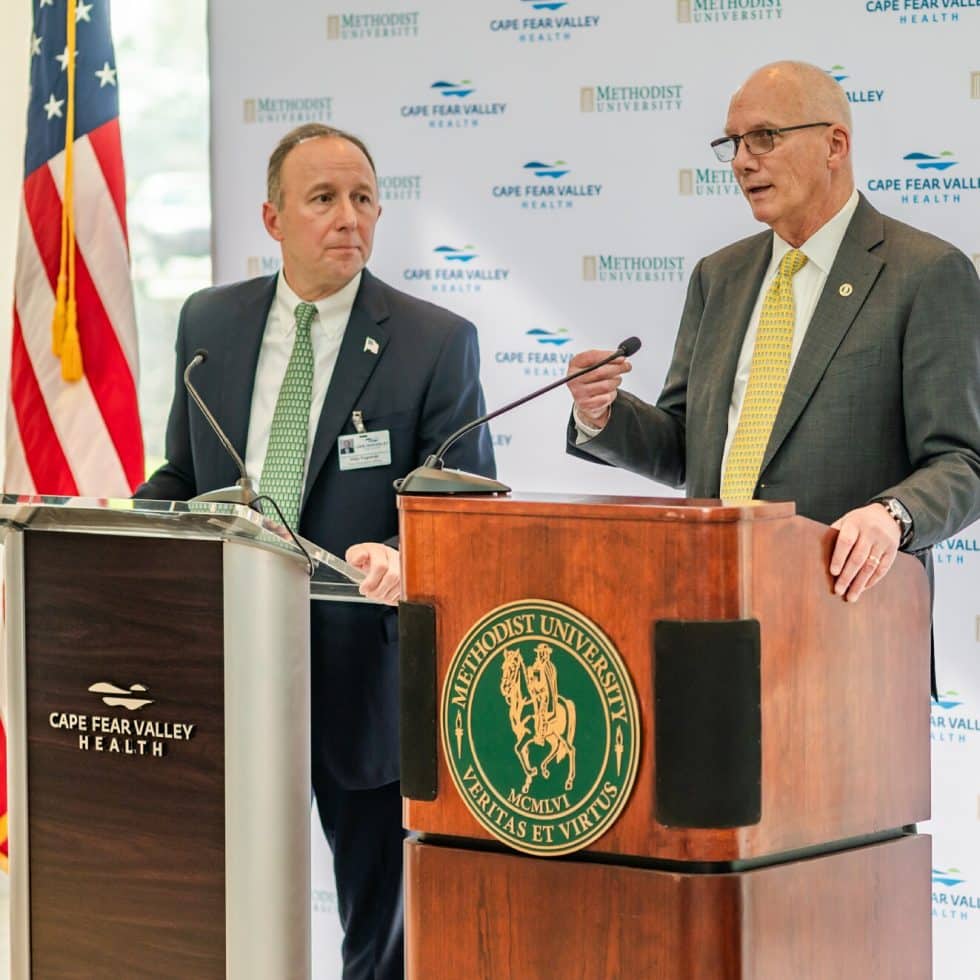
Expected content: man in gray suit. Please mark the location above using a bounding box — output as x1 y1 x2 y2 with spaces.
567 61 980 613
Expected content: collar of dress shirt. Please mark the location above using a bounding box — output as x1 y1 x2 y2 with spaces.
769 188 860 275
271 269 362 338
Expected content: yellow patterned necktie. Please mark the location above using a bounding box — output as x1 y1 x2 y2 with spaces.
720 248 808 502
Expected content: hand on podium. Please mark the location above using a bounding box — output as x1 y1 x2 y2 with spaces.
829 502 902 602
346 542 401 605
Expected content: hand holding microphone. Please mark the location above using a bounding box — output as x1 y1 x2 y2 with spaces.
566 340 639 430
396 336 641 495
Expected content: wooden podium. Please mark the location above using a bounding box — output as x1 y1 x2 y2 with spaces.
1 496 363 980
398 494 933 979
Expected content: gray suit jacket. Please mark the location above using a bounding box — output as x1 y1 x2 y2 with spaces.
568 194 980 554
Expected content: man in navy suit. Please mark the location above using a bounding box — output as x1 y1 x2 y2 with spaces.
137 123 495 979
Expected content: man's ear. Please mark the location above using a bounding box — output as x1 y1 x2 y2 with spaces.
262 200 284 242
826 124 851 171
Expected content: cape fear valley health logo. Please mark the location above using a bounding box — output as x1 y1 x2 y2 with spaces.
865 0 978 27
47 682 197 758
490 0 601 43
676 0 783 24
934 533 980 566
825 65 886 105
907 150 958 170
402 244 511 294
866 150 980 206
400 80 508 129
326 11 420 40
441 599 640 856
89 681 154 710
528 327 572 345
583 254 686 284
931 690 980 746
491 159 602 211
580 83 683 113
679 166 741 197
933 867 980 921
496 328 575 377
243 96 332 125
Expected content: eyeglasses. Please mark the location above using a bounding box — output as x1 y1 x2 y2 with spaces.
710 122 831 163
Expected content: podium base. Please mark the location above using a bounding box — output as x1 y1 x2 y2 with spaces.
405 834 931 980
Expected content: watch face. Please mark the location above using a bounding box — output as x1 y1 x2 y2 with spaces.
891 499 911 526
878 498 911 537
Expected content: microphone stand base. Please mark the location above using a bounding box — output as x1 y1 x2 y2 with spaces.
395 466 511 496
190 480 260 508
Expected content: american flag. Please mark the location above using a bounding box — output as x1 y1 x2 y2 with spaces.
5 0 143 496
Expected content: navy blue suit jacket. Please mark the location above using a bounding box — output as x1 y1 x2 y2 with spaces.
137 269 496 788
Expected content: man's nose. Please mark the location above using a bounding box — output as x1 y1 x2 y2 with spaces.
335 196 359 228
732 138 758 172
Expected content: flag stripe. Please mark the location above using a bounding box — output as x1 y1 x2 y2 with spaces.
6 0 146 874
9 309 78 494
86 118 129 242
49 130 139 375
3 392 38 496
23 164 142 490
14 197 129 495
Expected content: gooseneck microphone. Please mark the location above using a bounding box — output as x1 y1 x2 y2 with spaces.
184 349 260 507
396 336 642 495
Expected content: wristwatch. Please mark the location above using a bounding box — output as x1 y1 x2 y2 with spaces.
873 496 913 549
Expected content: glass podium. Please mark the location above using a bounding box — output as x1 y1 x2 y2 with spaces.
0 493 364 978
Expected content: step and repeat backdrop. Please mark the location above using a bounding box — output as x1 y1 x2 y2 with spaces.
207 1 980 976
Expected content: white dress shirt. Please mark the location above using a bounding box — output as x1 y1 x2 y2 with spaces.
245 270 361 489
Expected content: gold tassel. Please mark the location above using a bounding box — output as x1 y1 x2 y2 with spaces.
57 0 83 382
51 271 68 355
61 297 83 381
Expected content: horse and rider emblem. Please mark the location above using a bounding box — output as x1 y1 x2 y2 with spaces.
501 644 576 795
442 599 639 857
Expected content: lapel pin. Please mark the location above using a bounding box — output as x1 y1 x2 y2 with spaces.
364 336 379 355
838 283 853 297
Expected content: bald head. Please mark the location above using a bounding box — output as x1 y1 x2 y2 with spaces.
736 61 852 131
724 60 855 246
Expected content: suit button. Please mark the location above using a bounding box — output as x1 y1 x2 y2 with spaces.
758 483 767 490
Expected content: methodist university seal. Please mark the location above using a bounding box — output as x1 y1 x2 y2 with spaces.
441 599 640 856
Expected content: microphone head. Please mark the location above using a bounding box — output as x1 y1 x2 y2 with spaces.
618 336 642 357
193 348 209 363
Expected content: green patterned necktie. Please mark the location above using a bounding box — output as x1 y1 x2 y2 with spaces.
261 301 316 527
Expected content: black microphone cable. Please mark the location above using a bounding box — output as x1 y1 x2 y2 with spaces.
252 493 316 578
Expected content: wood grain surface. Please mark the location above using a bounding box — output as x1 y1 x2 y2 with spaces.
406 833 931 980
24 531 226 978
399 494 932 863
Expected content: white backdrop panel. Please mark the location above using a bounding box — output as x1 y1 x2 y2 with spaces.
207 2 980 976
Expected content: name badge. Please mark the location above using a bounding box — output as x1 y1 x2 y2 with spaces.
337 430 392 471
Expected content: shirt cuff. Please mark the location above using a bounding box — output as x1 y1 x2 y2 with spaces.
572 406 606 444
